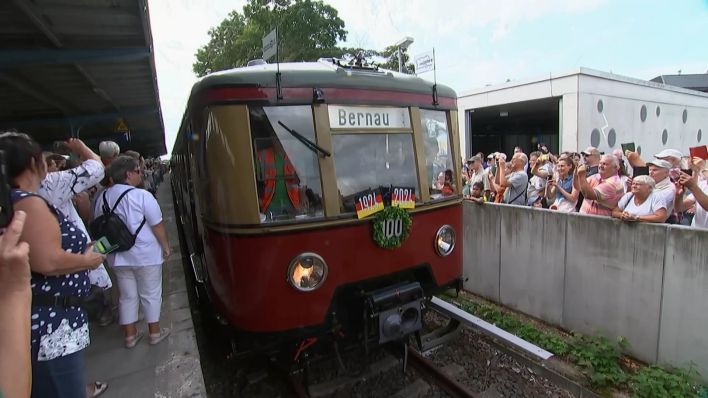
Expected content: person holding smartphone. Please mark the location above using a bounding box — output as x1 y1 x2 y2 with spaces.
546 156 578 212
0 132 106 398
675 157 708 229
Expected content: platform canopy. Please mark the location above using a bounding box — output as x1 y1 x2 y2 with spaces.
0 0 166 157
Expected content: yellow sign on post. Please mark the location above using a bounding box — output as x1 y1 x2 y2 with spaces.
114 118 129 133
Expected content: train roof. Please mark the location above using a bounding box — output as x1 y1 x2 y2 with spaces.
189 59 456 100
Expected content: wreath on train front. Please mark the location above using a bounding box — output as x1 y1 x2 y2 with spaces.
372 206 412 249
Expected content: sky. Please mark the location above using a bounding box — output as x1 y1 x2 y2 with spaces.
148 0 708 155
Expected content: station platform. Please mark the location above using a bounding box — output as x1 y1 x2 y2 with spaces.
84 177 207 398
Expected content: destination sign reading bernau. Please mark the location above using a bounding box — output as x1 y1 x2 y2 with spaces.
328 105 411 130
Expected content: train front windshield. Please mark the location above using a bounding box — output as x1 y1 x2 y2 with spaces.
250 105 325 223
249 104 457 224
333 133 418 213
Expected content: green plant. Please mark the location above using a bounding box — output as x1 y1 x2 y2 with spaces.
568 333 628 388
631 365 705 398
441 294 708 395
448 296 570 355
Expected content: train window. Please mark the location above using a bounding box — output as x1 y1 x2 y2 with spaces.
250 105 324 223
332 133 419 214
420 110 455 199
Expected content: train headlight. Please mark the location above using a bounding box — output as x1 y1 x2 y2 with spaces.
435 225 456 256
287 253 328 292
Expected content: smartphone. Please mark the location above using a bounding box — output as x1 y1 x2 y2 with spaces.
632 166 649 178
53 140 70 154
0 151 14 229
93 236 118 254
681 169 694 176
689 145 708 160
621 142 636 153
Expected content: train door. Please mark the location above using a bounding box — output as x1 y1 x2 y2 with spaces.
183 118 209 285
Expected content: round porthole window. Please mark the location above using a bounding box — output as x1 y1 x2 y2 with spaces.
683 109 688 124
656 106 661 117
608 129 617 147
640 105 647 122
597 99 604 113
662 129 668 145
591 129 601 147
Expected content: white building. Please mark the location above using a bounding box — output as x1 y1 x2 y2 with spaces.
456 68 708 159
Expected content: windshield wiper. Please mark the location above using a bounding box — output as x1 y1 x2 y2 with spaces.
278 121 331 158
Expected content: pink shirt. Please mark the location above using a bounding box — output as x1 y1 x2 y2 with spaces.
579 174 624 216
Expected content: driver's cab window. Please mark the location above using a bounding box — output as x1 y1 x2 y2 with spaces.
250 105 324 223
421 110 455 199
332 133 419 214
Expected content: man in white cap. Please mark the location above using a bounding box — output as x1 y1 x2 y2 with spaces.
627 148 682 169
646 158 676 222
580 146 601 176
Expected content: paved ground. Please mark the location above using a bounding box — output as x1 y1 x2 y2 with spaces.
84 177 207 398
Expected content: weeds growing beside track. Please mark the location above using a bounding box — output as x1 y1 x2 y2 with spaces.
440 292 707 397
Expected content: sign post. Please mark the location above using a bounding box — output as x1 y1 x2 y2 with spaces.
262 27 282 100
415 48 438 105
114 118 130 142
262 28 277 61
414 51 435 74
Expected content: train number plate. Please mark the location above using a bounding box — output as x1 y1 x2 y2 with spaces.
391 187 416 209
355 189 384 219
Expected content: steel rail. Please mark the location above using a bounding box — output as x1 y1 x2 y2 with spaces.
406 346 479 398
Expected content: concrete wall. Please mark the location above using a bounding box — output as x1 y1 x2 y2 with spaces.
463 202 708 378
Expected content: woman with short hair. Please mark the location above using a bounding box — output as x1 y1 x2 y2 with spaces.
612 175 668 222
0 132 105 398
96 155 171 348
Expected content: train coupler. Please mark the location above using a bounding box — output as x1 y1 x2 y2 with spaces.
365 281 424 344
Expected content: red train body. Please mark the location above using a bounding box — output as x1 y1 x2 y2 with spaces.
171 59 463 355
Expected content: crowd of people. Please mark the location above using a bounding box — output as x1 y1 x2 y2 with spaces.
0 132 170 398
461 143 708 229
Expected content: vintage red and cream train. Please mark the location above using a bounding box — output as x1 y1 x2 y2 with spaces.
170 58 463 359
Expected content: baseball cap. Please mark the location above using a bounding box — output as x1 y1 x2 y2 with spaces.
487 153 496 159
654 149 682 159
646 158 672 169
468 155 482 162
581 146 601 156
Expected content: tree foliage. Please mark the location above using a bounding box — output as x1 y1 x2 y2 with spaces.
193 0 347 76
193 0 416 76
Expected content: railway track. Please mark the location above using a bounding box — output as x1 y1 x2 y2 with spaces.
197 298 597 397
405 346 478 398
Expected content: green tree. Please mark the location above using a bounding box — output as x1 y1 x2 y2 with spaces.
193 0 347 76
